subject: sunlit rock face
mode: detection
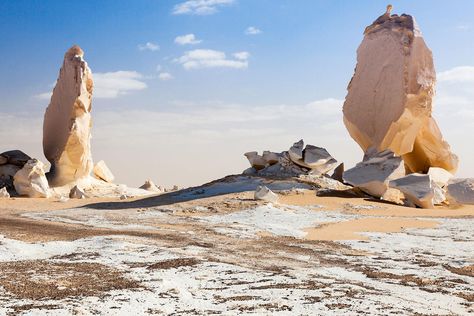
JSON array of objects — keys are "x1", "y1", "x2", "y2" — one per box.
[
  {"x1": 43, "y1": 45, "x2": 94, "y2": 187},
  {"x1": 342, "y1": 7, "x2": 458, "y2": 174}
]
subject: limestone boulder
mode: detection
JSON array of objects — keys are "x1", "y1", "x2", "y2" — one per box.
[
  {"x1": 288, "y1": 140, "x2": 338, "y2": 175},
  {"x1": 69, "y1": 185, "x2": 86, "y2": 199},
  {"x1": 244, "y1": 152, "x2": 267, "y2": 170},
  {"x1": 43, "y1": 45, "x2": 94, "y2": 187},
  {"x1": 140, "y1": 180, "x2": 162, "y2": 192},
  {"x1": 0, "y1": 187, "x2": 10, "y2": 198},
  {"x1": 446, "y1": 178, "x2": 474, "y2": 205},
  {"x1": 388, "y1": 174, "x2": 434, "y2": 208},
  {"x1": 343, "y1": 149, "x2": 405, "y2": 197},
  {"x1": 331, "y1": 163, "x2": 344, "y2": 182},
  {"x1": 262, "y1": 151, "x2": 280, "y2": 165},
  {"x1": 93, "y1": 160, "x2": 115, "y2": 183},
  {"x1": 254, "y1": 185, "x2": 278, "y2": 203},
  {"x1": 13, "y1": 159, "x2": 50, "y2": 198},
  {"x1": 427, "y1": 167, "x2": 453, "y2": 188},
  {"x1": 343, "y1": 7, "x2": 458, "y2": 174}
]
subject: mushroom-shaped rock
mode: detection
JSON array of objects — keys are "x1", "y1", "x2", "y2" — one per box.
[
  {"x1": 43, "y1": 45, "x2": 94, "y2": 187},
  {"x1": 13, "y1": 159, "x2": 50, "y2": 198},
  {"x1": 140, "y1": 180, "x2": 162, "y2": 192},
  {"x1": 69, "y1": 185, "x2": 86, "y2": 199},
  {"x1": 0, "y1": 150, "x2": 31, "y2": 167},
  {"x1": 446, "y1": 178, "x2": 474, "y2": 205},
  {"x1": 254, "y1": 185, "x2": 278, "y2": 203},
  {"x1": 0, "y1": 187, "x2": 10, "y2": 198},
  {"x1": 388, "y1": 174, "x2": 434, "y2": 208},
  {"x1": 289, "y1": 140, "x2": 338, "y2": 175},
  {"x1": 244, "y1": 152, "x2": 267, "y2": 170},
  {"x1": 343, "y1": 8, "x2": 458, "y2": 174},
  {"x1": 343, "y1": 149, "x2": 405, "y2": 198},
  {"x1": 93, "y1": 160, "x2": 115, "y2": 183}
]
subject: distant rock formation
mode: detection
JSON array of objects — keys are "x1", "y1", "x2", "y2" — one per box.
[
  {"x1": 43, "y1": 45, "x2": 94, "y2": 187},
  {"x1": 244, "y1": 140, "x2": 338, "y2": 178},
  {"x1": 343, "y1": 7, "x2": 458, "y2": 174},
  {"x1": 140, "y1": 180, "x2": 162, "y2": 193}
]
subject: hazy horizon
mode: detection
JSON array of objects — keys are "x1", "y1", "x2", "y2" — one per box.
[{"x1": 1, "y1": 0, "x2": 473, "y2": 187}]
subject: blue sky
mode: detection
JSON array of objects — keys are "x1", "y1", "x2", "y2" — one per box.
[{"x1": 1, "y1": 0, "x2": 473, "y2": 186}]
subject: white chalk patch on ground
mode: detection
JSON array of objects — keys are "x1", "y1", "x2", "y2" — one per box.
[
  {"x1": 200, "y1": 204, "x2": 360, "y2": 238},
  {"x1": 22, "y1": 208, "x2": 168, "y2": 231}
]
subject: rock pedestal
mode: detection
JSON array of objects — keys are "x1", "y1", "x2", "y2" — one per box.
[
  {"x1": 43, "y1": 45, "x2": 94, "y2": 187},
  {"x1": 343, "y1": 7, "x2": 458, "y2": 174}
]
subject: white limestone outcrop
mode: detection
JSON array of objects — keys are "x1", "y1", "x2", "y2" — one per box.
[
  {"x1": 254, "y1": 185, "x2": 278, "y2": 203},
  {"x1": 343, "y1": 7, "x2": 458, "y2": 174},
  {"x1": 43, "y1": 45, "x2": 94, "y2": 187},
  {"x1": 93, "y1": 160, "x2": 115, "y2": 183},
  {"x1": 446, "y1": 178, "x2": 474, "y2": 205},
  {"x1": 13, "y1": 159, "x2": 50, "y2": 198},
  {"x1": 343, "y1": 149, "x2": 405, "y2": 198},
  {"x1": 388, "y1": 174, "x2": 435, "y2": 208}
]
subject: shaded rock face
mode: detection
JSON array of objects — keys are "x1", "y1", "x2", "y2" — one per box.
[
  {"x1": 447, "y1": 178, "x2": 474, "y2": 205},
  {"x1": 254, "y1": 185, "x2": 278, "y2": 203},
  {"x1": 43, "y1": 45, "x2": 94, "y2": 187},
  {"x1": 389, "y1": 173, "x2": 434, "y2": 209},
  {"x1": 343, "y1": 9, "x2": 458, "y2": 174},
  {"x1": 13, "y1": 159, "x2": 50, "y2": 198},
  {"x1": 0, "y1": 150, "x2": 32, "y2": 194},
  {"x1": 343, "y1": 149, "x2": 405, "y2": 198}
]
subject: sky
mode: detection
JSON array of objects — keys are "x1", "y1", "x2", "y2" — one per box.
[{"x1": 0, "y1": 0, "x2": 473, "y2": 187}]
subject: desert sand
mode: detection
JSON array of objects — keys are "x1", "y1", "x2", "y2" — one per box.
[{"x1": 0, "y1": 178, "x2": 473, "y2": 315}]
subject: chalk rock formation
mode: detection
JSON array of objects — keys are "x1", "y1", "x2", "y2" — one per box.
[
  {"x1": 0, "y1": 187, "x2": 10, "y2": 198},
  {"x1": 343, "y1": 7, "x2": 458, "y2": 174},
  {"x1": 140, "y1": 179, "x2": 162, "y2": 192},
  {"x1": 43, "y1": 45, "x2": 94, "y2": 187},
  {"x1": 389, "y1": 174, "x2": 434, "y2": 208},
  {"x1": 446, "y1": 178, "x2": 474, "y2": 205},
  {"x1": 331, "y1": 163, "x2": 344, "y2": 182},
  {"x1": 254, "y1": 185, "x2": 278, "y2": 203},
  {"x1": 427, "y1": 167, "x2": 453, "y2": 188},
  {"x1": 288, "y1": 140, "x2": 338, "y2": 174},
  {"x1": 93, "y1": 160, "x2": 115, "y2": 183},
  {"x1": 343, "y1": 148, "x2": 405, "y2": 198},
  {"x1": 244, "y1": 152, "x2": 268, "y2": 170},
  {"x1": 13, "y1": 159, "x2": 50, "y2": 198}
]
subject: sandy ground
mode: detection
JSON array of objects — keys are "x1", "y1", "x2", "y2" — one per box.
[{"x1": 0, "y1": 176, "x2": 473, "y2": 315}]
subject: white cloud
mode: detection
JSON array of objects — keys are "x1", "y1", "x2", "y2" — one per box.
[
  {"x1": 34, "y1": 71, "x2": 148, "y2": 100},
  {"x1": 138, "y1": 42, "x2": 160, "y2": 51},
  {"x1": 176, "y1": 49, "x2": 249, "y2": 70},
  {"x1": 437, "y1": 66, "x2": 474, "y2": 82},
  {"x1": 35, "y1": 92, "x2": 52, "y2": 100},
  {"x1": 175, "y1": 34, "x2": 202, "y2": 45},
  {"x1": 233, "y1": 51, "x2": 250, "y2": 60},
  {"x1": 158, "y1": 72, "x2": 173, "y2": 81},
  {"x1": 245, "y1": 26, "x2": 262, "y2": 35},
  {"x1": 456, "y1": 24, "x2": 471, "y2": 31},
  {"x1": 172, "y1": 0, "x2": 234, "y2": 15}
]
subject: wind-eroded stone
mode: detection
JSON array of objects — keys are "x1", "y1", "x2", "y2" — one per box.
[
  {"x1": 343, "y1": 8, "x2": 458, "y2": 174},
  {"x1": 43, "y1": 45, "x2": 94, "y2": 187}
]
